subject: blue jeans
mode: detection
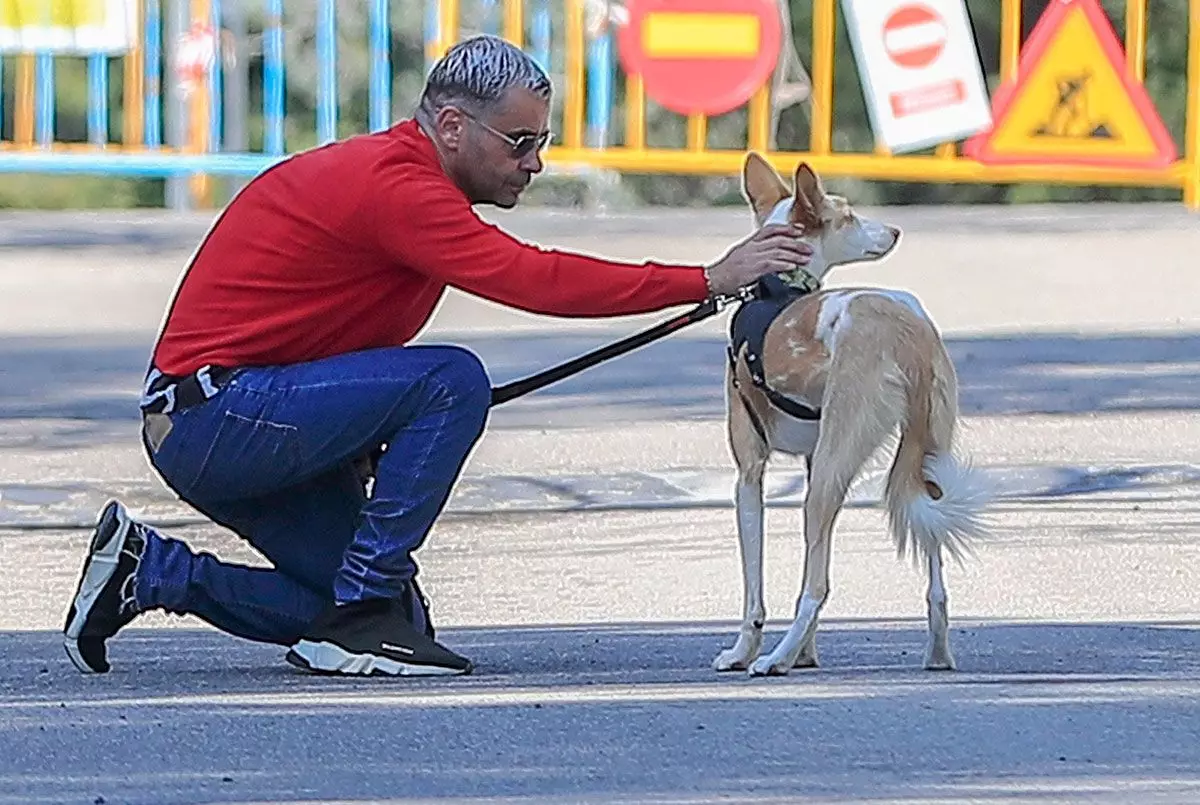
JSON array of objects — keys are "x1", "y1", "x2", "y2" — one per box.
[{"x1": 135, "y1": 345, "x2": 491, "y2": 645}]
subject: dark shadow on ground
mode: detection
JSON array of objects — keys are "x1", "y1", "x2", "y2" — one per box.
[
  {"x1": 1, "y1": 620, "x2": 1198, "y2": 804},
  {"x1": 2, "y1": 330, "x2": 1199, "y2": 431}
]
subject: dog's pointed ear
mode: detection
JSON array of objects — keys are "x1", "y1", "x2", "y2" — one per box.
[
  {"x1": 794, "y1": 162, "x2": 825, "y2": 209},
  {"x1": 789, "y1": 162, "x2": 823, "y2": 230},
  {"x1": 742, "y1": 152, "x2": 790, "y2": 221}
]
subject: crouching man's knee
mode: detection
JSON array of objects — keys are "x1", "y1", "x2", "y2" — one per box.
[{"x1": 430, "y1": 346, "x2": 491, "y2": 425}]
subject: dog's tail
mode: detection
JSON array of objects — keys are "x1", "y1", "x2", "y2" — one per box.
[{"x1": 883, "y1": 318, "x2": 994, "y2": 566}]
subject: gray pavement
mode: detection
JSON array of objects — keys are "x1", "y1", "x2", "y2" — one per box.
[{"x1": 1, "y1": 205, "x2": 1199, "y2": 803}]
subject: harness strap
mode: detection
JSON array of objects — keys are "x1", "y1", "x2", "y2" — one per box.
[
  {"x1": 727, "y1": 347, "x2": 821, "y2": 422},
  {"x1": 727, "y1": 274, "x2": 823, "y2": 423}
]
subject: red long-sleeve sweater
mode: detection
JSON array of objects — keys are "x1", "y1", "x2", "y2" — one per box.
[{"x1": 151, "y1": 119, "x2": 710, "y2": 376}]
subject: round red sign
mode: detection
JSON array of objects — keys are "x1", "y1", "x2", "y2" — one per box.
[
  {"x1": 883, "y1": 4, "x2": 946, "y2": 70},
  {"x1": 617, "y1": 0, "x2": 782, "y2": 117}
]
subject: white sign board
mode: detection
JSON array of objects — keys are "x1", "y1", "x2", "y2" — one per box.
[
  {"x1": 841, "y1": 0, "x2": 992, "y2": 153},
  {"x1": 0, "y1": 0, "x2": 136, "y2": 54}
]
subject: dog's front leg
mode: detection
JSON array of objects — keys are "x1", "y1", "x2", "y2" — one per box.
[{"x1": 713, "y1": 463, "x2": 768, "y2": 672}]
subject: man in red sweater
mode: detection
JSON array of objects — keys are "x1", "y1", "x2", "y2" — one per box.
[{"x1": 64, "y1": 35, "x2": 812, "y2": 677}]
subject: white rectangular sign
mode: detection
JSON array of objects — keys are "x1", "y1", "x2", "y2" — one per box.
[
  {"x1": 0, "y1": 0, "x2": 136, "y2": 54},
  {"x1": 840, "y1": 0, "x2": 992, "y2": 153}
]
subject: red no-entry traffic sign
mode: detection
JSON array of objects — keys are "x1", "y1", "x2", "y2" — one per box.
[
  {"x1": 883, "y1": 4, "x2": 947, "y2": 69},
  {"x1": 617, "y1": 0, "x2": 782, "y2": 117}
]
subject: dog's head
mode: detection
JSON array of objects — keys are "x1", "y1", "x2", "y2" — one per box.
[{"x1": 741, "y1": 153, "x2": 901, "y2": 280}]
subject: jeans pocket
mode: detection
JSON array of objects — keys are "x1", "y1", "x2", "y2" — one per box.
[{"x1": 154, "y1": 406, "x2": 303, "y2": 500}]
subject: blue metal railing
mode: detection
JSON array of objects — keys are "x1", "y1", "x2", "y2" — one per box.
[{"x1": 0, "y1": 0, "x2": 618, "y2": 179}]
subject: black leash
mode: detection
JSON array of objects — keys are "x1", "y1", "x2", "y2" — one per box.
[{"x1": 489, "y1": 289, "x2": 752, "y2": 407}]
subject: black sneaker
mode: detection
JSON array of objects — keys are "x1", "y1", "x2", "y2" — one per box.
[
  {"x1": 403, "y1": 577, "x2": 436, "y2": 640},
  {"x1": 284, "y1": 598, "x2": 472, "y2": 677},
  {"x1": 63, "y1": 500, "x2": 147, "y2": 674}
]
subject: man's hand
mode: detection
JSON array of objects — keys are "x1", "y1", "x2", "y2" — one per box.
[{"x1": 703, "y1": 224, "x2": 814, "y2": 297}]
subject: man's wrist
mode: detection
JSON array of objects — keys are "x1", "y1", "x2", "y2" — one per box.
[{"x1": 702, "y1": 265, "x2": 718, "y2": 297}]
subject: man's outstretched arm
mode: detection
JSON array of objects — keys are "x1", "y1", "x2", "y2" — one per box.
[{"x1": 374, "y1": 169, "x2": 813, "y2": 317}]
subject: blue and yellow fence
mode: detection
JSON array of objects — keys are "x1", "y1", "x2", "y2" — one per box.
[{"x1": 0, "y1": 0, "x2": 1197, "y2": 208}]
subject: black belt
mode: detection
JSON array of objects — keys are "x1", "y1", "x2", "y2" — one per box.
[{"x1": 140, "y1": 365, "x2": 238, "y2": 414}]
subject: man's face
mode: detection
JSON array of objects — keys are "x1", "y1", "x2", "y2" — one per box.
[{"x1": 451, "y1": 87, "x2": 551, "y2": 208}]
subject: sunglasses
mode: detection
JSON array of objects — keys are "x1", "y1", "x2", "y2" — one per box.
[{"x1": 460, "y1": 109, "x2": 551, "y2": 159}]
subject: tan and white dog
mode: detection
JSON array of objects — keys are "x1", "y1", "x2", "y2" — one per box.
[{"x1": 714, "y1": 154, "x2": 994, "y2": 677}]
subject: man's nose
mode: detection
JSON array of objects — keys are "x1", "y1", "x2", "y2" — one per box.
[{"x1": 520, "y1": 149, "x2": 544, "y2": 174}]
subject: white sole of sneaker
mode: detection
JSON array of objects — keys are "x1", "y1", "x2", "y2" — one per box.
[
  {"x1": 63, "y1": 501, "x2": 130, "y2": 674},
  {"x1": 287, "y1": 640, "x2": 470, "y2": 677}
]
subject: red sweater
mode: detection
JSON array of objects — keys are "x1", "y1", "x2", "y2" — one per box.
[{"x1": 152, "y1": 119, "x2": 710, "y2": 376}]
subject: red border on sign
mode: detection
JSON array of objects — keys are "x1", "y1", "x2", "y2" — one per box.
[{"x1": 963, "y1": 0, "x2": 1177, "y2": 169}]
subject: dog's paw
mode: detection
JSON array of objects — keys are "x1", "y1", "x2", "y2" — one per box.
[
  {"x1": 923, "y1": 652, "x2": 956, "y2": 671},
  {"x1": 749, "y1": 655, "x2": 791, "y2": 677},
  {"x1": 712, "y1": 647, "x2": 754, "y2": 672}
]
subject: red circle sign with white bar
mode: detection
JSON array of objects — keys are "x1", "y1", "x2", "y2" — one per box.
[
  {"x1": 617, "y1": 0, "x2": 782, "y2": 116},
  {"x1": 883, "y1": 4, "x2": 946, "y2": 69},
  {"x1": 842, "y1": 0, "x2": 991, "y2": 153}
]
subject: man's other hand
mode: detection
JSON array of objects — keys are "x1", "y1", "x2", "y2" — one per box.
[{"x1": 704, "y1": 224, "x2": 814, "y2": 297}]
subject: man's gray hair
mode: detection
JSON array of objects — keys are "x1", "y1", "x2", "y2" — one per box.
[{"x1": 419, "y1": 35, "x2": 552, "y2": 118}]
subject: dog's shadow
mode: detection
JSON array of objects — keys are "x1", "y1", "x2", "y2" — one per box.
[{"x1": 5, "y1": 619, "x2": 1198, "y2": 697}]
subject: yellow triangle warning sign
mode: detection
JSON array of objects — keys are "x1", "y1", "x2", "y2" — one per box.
[{"x1": 964, "y1": 0, "x2": 1178, "y2": 168}]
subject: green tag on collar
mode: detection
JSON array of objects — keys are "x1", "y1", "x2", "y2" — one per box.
[{"x1": 781, "y1": 266, "x2": 822, "y2": 294}]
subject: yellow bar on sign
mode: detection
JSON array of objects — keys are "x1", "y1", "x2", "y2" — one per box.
[
  {"x1": 1, "y1": 0, "x2": 106, "y2": 26},
  {"x1": 643, "y1": 13, "x2": 759, "y2": 58}
]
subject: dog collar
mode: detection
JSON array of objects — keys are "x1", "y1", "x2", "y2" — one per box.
[{"x1": 781, "y1": 265, "x2": 822, "y2": 294}]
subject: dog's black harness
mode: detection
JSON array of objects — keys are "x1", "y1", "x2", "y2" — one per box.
[{"x1": 727, "y1": 274, "x2": 822, "y2": 432}]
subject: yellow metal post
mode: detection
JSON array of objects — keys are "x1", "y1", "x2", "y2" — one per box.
[
  {"x1": 810, "y1": 0, "x2": 834, "y2": 154},
  {"x1": 1000, "y1": 0, "x2": 1021, "y2": 84},
  {"x1": 747, "y1": 85, "x2": 770, "y2": 152},
  {"x1": 1186, "y1": 0, "x2": 1200, "y2": 208},
  {"x1": 1125, "y1": 0, "x2": 1147, "y2": 83},
  {"x1": 123, "y1": 0, "x2": 145, "y2": 147},
  {"x1": 437, "y1": 0, "x2": 459, "y2": 58},
  {"x1": 503, "y1": 0, "x2": 523, "y2": 47},
  {"x1": 189, "y1": 0, "x2": 212, "y2": 206},
  {"x1": 625, "y1": 75, "x2": 646, "y2": 150},
  {"x1": 563, "y1": 0, "x2": 585, "y2": 149},
  {"x1": 15, "y1": 55, "x2": 34, "y2": 146},
  {"x1": 686, "y1": 114, "x2": 707, "y2": 152}
]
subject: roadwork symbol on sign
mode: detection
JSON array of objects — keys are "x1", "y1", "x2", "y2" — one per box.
[
  {"x1": 1031, "y1": 72, "x2": 1113, "y2": 139},
  {"x1": 964, "y1": 0, "x2": 1177, "y2": 168}
]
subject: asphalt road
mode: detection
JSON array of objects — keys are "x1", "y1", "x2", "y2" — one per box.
[{"x1": 1, "y1": 204, "x2": 1198, "y2": 804}]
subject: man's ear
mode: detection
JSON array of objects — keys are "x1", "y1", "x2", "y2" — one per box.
[
  {"x1": 789, "y1": 162, "x2": 823, "y2": 230},
  {"x1": 742, "y1": 152, "x2": 790, "y2": 222},
  {"x1": 433, "y1": 106, "x2": 467, "y2": 151}
]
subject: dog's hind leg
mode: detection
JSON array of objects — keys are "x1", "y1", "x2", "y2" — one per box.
[
  {"x1": 751, "y1": 357, "x2": 902, "y2": 677},
  {"x1": 924, "y1": 545, "x2": 955, "y2": 670},
  {"x1": 713, "y1": 387, "x2": 771, "y2": 672}
]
